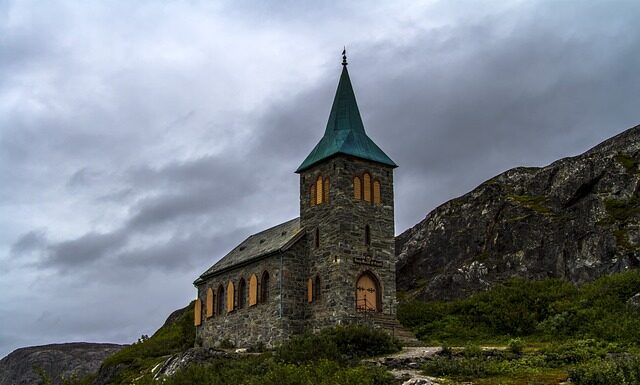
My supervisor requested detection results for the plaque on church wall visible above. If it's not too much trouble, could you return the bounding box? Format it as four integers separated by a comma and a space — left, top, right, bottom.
353, 255, 383, 267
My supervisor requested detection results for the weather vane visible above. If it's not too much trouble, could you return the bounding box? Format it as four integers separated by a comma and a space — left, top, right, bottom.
342, 47, 348, 66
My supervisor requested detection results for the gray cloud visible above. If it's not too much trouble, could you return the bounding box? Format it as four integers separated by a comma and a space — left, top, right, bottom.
2, 0, 639, 359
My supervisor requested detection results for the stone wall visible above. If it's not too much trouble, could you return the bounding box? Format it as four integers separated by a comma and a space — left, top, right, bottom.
195, 236, 313, 348
299, 155, 396, 330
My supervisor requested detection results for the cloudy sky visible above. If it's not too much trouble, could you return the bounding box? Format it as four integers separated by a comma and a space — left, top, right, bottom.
1, 0, 639, 358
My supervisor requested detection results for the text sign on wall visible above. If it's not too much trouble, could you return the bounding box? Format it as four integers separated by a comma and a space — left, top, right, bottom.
354, 255, 383, 267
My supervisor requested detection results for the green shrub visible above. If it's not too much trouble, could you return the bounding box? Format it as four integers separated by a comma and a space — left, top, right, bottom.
275, 325, 401, 364
508, 338, 524, 354
570, 355, 640, 385
398, 271, 640, 346
153, 357, 395, 385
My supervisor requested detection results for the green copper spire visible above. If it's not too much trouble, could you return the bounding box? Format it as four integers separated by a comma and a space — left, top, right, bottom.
295, 51, 397, 173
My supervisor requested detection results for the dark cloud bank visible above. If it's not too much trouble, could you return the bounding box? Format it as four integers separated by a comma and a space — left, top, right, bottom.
1, 0, 639, 358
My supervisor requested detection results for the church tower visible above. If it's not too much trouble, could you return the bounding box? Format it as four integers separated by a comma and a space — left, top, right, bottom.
296, 52, 398, 328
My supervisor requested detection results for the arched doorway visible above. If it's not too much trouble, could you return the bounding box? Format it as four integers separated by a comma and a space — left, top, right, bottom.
355, 271, 381, 312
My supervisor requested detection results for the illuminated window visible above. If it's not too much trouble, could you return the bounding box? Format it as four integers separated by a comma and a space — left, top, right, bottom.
354, 176, 361, 200
194, 299, 202, 326
307, 278, 313, 303
249, 274, 258, 306
363, 173, 371, 202
373, 180, 381, 205
206, 288, 214, 318
316, 176, 323, 204
226, 281, 235, 313
310, 184, 316, 207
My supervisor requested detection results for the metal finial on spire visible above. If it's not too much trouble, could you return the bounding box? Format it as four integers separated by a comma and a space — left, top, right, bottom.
342, 47, 348, 66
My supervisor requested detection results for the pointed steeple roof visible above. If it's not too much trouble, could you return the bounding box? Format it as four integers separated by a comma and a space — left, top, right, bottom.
295, 54, 397, 173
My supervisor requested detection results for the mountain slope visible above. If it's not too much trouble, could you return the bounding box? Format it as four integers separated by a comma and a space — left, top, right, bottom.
0, 343, 124, 385
397, 124, 640, 300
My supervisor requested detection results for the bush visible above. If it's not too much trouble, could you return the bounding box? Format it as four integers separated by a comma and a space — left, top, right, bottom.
570, 355, 640, 385
275, 325, 400, 364
398, 271, 640, 345
508, 338, 524, 354
144, 356, 396, 385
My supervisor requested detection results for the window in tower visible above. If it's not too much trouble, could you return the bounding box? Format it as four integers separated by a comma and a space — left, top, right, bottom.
310, 184, 316, 207
316, 176, 323, 204
307, 278, 313, 303
365, 224, 371, 246
315, 227, 320, 248
353, 176, 361, 200
373, 180, 381, 205
363, 173, 371, 202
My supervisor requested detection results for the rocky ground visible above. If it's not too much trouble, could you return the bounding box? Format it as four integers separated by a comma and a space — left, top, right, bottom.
397, 124, 640, 300
0, 343, 125, 385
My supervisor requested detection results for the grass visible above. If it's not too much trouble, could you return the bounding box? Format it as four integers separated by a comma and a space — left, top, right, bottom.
98, 302, 196, 384
399, 271, 640, 384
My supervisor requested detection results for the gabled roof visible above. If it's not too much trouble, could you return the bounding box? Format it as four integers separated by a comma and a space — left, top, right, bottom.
195, 218, 303, 284
296, 64, 397, 173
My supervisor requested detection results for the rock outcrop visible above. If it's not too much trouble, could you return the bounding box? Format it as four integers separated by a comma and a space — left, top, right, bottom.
0, 343, 124, 385
397, 125, 640, 300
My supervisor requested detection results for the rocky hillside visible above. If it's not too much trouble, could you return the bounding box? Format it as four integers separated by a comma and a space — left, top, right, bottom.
0, 343, 124, 385
397, 124, 640, 300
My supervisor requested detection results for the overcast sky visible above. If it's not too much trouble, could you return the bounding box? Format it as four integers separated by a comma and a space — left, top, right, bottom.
1, 0, 639, 358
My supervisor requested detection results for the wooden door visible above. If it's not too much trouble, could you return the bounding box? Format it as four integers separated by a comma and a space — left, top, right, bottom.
356, 273, 378, 312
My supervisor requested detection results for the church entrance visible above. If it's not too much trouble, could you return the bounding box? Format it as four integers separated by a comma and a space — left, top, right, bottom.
356, 272, 380, 312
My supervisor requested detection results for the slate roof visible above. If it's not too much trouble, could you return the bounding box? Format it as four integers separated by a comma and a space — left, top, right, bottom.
195, 218, 303, 284
296, 65, 397, 173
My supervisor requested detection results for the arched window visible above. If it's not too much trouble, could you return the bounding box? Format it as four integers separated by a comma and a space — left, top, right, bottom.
315, 227, 320, 248
316, 176, 323, 204
373, 180, 381, 205
363, 173, 371, 202
365, 225, 371, 246
238, 278, 246, 309
356, 271, 381, 312
314, 275, 321, 301
307, 278, 313, 303
206, 288, 214, 318
194, 299, 202, 326
261, 271, 270, 303
226, 281, 235, 313
353, 176, 362, 200
249, 274, 258, 306
216, 285, 225, 316
310, 184, 316, 207
323, 177, 330, 203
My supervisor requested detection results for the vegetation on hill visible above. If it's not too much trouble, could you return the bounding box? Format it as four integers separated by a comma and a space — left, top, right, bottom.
65, 271, 640, 385
398, 270, 640, 384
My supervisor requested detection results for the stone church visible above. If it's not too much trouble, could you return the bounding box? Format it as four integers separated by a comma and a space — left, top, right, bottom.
193, 53, 400, 348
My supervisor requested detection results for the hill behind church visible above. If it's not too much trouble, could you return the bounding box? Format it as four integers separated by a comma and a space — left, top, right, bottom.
397, 124, 640, 300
